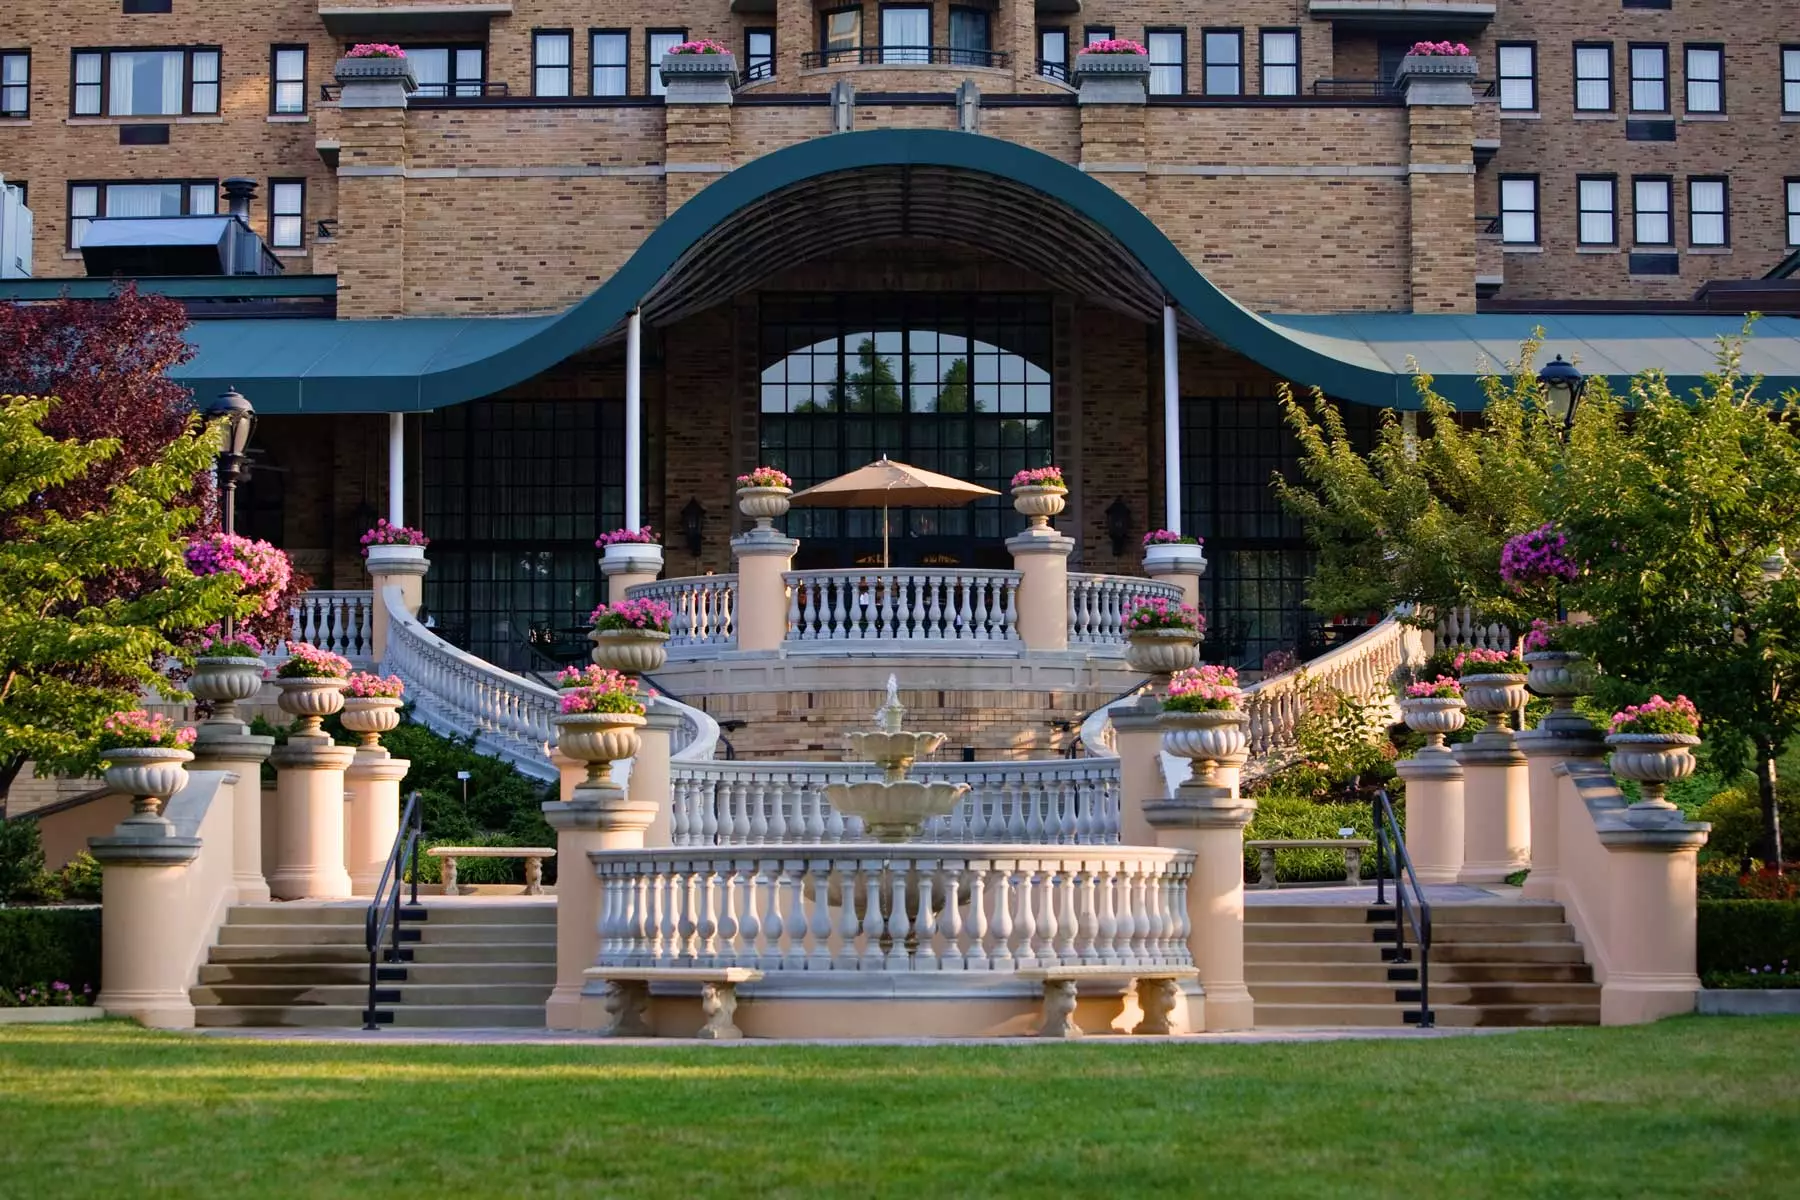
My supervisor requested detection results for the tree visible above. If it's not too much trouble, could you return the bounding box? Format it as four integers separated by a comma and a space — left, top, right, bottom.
0, 394, 242, 808
834, 337, 903, 414
934, 357, 971, 413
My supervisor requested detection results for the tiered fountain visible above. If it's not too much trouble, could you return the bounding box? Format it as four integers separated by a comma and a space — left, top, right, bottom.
824, 676, 969, 841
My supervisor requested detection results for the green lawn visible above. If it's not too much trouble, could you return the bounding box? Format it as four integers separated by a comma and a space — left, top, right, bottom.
3, 1019, 1797, 1198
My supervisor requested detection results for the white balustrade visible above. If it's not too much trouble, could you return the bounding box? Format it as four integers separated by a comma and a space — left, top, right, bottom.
1067, 574, 1184, 645
1434, 605, 1514, 653
627, 576, 736, 650
275, 590, 374, 666
1239, 616, 1419, 759
592, 845, 1193, 973
669, 758, 1122, 846
783, 569, 1021, 647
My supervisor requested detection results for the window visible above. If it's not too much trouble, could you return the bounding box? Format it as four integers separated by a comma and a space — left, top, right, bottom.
122, 0, 173, 11
948, 8, 990, 66
270, 45, 305, 114
1147, 29, 1185, 96
533, 30, 572, 96
1789, 180, 1800, 247
590, 30, 627, 95
66, 178, 217, 249
647, 30, 685, 95
881, 7, 930, 65
1682, 44, 1722, 113
1633, 177, 1673, 245
1259, 30, 1298, 97
824, 10, 862, 62
269, 179, 304, 249
1629, 43, 1668, 112
1577, 176, 1617, 245
1, 52, 26, 117
1786, 47, 1800, 115
1688, 177, 1728, 246
406, 46, 484, 98
72, 47, 221, 116
1084, 28, 1115, 48
1497, 43, 1536, 110
1038, 28, 1068, 81
1499, 175, 1539, 245
1202, 30, 1242, 96
745, 28, 774, 81
1573, 43, 1612, 111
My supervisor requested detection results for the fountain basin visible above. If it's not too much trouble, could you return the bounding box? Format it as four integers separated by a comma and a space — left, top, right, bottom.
825, 779, 971, 842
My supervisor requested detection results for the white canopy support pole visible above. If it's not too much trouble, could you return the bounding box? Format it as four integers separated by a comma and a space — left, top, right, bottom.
626, 307, 643, 531
1162, 304, 1182, 535
387, 412, 404, 527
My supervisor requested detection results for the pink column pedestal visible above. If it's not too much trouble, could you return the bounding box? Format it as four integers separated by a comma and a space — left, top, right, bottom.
1110, 698, 1165, 849
190, 727, 275, 903
344, 750, 411, 896
267, 734, 357, 900
730, 533, 798, 653
1144, 782, 1258, 1032
544, 782, 658, 1030
87, 833, 203, 1028
601, 543, 663, 605
1452, 731, 1529, 884
1595, 803, 1709, 1024
1395, 747, 1464, 885
1006, 530, 1074, 651
1516, 727, 1605, 901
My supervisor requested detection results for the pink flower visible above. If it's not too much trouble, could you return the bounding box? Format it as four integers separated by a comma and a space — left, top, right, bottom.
1164, 665, 1240, 711
668, 39, 731, 55
1409, 40, 1470, 57
1500, 524, 1579, 591
1079, 39, 1148, 56
1453, 647, 1525, 675
345, 671, 405, 698
1405, 676, 1462, 699
360, 519, 429, 554
1609, 695, 1701, 737
1011, 466, 1066, 490
736, 466, 792, 489
98, 710, 195, 752
558, 670, 647, 715
591, 598, 675, 633
1126, 596, 1205, 636
1143, 529, 1202, 547
596, 527, 658, 548
276, 642, 352, 679
185, 534, 294, 617
346, 43, 405, 59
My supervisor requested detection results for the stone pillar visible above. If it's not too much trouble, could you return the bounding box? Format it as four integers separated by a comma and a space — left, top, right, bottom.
662, 55, 735, 215
1110, 697, 1165, 848
365, 545, 429, 664
1005, 0, 1037, 89
87, 831, 203, 1029
1597, 808, 1709, 1025
731, 532, 798, 652
1516, 726, 1605, 901
602, 543, 663, 605
333, 57, 413, 318
190, 726, 275, 903
267, 733, 357, 900
1398, 59, 1478, 315
1453, 723, 1529, 884
1007, 530, 1074, 651
1395, 746, 1464, 884
1143, 543, 1207, 610
634, 707, 683, 848
543, 783, 658, 1030
344, 749, 411, 896
1145, 779, 1257, 1031
773, 0, 813, 89
1075, 57, 1149, 208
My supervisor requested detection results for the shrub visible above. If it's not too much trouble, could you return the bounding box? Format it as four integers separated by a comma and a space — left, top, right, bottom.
1698, 787, 1800, 865
1696, 900, 1800, 977
404, 835, 538, 886
0, 816, 47, 904
0, 908, 102, 996
1242, 794, 1399, 883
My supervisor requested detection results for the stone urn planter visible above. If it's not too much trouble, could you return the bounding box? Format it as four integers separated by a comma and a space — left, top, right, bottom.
1400, 697, 1467, 748
364, 543, 429, 576
600, 542, 664, 578
341, 696, 403, 748
1159, 709, 1250, 787
274, 676, 348, 735
1143, 542, 1208, 580
554, 712, 646, 788
103, 747, 194, 829
190, 657, 266, 726
1525, 649, 1596, 733
590, 628, 671, 675
737, 485, 792, 533
1011, 485, 1067, 529
1126, 628, 1200, 676
1606, 733, 1700, 809
1460, 673, 1528, 717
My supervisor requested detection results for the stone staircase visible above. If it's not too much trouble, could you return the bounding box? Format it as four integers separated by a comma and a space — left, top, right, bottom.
1246, 900, 1601, 1027
192, 901, 555, 1028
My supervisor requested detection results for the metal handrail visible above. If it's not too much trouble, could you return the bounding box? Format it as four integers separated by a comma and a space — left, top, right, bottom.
1310, 78, 1398, 98
743, 59, 775, 82
800, 46, 1009, 69
1371, 785, 1433, 1028
1037, 60, 1070, 84
363, 789, 424, 1030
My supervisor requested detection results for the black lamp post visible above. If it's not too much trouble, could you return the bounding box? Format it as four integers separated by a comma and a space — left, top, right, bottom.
206, 387, 257, 537
681, 497, 706, 558
1105, 497, 1133, 557
1537, 354, 1586, 439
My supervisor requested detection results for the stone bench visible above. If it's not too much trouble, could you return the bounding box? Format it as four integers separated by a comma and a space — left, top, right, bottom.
583, 967, 765, 1040
426, 846, 555, 896
1017, 965, 1201, 1038
1245, 838, 1372, 889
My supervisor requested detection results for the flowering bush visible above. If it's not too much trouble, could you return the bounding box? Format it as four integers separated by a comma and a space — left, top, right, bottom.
0, 981, 94, 1009
591, 598, 674, 633
184, 533, 293, 618
1453, 647, 1526, 676
554, 664, 613, 689
737, 466, 792, 489
345, 671, 405, 699
1500, 524, 1579, 591
1405, 676, 1463, 700
360, 519, 429, 554
1520, 617, 1568, 654
1164, 665, 1240, 712
1079, 39, 1147, 55
668, 39, 730, 55
1143, 529, 1202, 547
346, 44, 405, 59
1408, 41, 1471, 56
1262, 648, 1298, 676
1609, 694, 1701, 737
596, 527, 658, 548
1126, 596, 1205, 635
192, 626, 264, 659
276, 642, 352, 680
559, 670, 647, 716
1011, 466, 1066, 490
97, 710, 196, 753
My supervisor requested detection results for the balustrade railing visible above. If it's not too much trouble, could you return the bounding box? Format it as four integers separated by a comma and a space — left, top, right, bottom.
593, 845, 1193, 973
670, 758, 1121, 845
1434, 605, 1513, 652
628, 576, 737, 649
783, 568, 1020, 647
276, 590, 374, 666
1067, 574, 1182, 646
1240, 616, 1418, 759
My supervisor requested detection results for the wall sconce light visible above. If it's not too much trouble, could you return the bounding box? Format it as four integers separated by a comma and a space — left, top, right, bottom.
681, 497, 706, 557
1105, 497, 1133, 556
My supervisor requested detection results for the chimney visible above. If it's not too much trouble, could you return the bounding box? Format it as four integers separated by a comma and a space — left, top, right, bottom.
221, 177, 257, 222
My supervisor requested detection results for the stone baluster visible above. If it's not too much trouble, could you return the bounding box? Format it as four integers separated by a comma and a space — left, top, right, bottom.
965, 862, 990, 969
940, 860, 965, 969
808, 860, 833, 970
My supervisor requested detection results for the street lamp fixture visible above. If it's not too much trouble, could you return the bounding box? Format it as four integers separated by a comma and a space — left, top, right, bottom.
1105, 497, 1133, 557
1537, 354, 1585, 437
681, 496, 706, 558
205, 387, 257, 537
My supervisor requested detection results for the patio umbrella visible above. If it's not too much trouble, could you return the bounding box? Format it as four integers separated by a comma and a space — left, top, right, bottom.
787, 456, 999, 567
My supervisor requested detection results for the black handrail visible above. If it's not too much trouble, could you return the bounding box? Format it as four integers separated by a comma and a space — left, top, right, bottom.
800, 46, 1009, 70
1310, 78, 1398, 99
363, 789, 424, 1030
1371, 786, 1433, 1028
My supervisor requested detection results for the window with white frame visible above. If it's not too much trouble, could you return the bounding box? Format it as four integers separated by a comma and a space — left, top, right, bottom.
646, 30, 686, 95
1788, 179, 1800, 247
269, 179, 304, 248
270, 45, 305, 114
1577, 176, 1616, 245
67, 179, 216, 248
1574, 43, 1612, 111
1497, 43, 1536, 110
73, 47, 220, 116
1786, 47, 1800, 115
1688, 177, 1727, 246
1684, 45, 1723, 113
1629, 43, 1668, 112
1202, 30, 1242, 96
1633, 177, 1672, 245
534, 31, 572, 96
1500, 176, 1539, 244
1147, 30, 1185, 95
591, 31, 627, 95
1, 52, 28, 117
1260, 30, 1298, 97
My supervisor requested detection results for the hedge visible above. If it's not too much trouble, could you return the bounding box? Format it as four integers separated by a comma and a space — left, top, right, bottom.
1697, 900, 1800, 976
1243, 795, 1400, 884
0, 907, 102, 993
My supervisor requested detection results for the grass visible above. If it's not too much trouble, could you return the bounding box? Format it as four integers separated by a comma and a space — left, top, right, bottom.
2, 1018, 1797, 1197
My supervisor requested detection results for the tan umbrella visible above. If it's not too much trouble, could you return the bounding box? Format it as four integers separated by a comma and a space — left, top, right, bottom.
788, 455, 999, 567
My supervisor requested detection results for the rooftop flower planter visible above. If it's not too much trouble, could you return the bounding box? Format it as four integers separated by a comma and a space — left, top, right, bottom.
1073, 41, 1151, 104
335, 45, 418, 105
660, 41, 738, 102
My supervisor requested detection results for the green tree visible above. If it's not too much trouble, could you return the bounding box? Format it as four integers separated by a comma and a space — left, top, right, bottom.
934, 357, 970, 413
833, 337, 902, 414
0, 394, 242, 806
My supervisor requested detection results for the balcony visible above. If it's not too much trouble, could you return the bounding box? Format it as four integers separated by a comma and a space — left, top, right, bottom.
317, 1, 512, 38
800, 46, 1010, 71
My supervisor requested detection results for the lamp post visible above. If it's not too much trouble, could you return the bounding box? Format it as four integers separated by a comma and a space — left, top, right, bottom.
1105, 497, 1133, 557
681, 497, 706, 559
1537, 354, 1585, 440
207, 387, 257, 537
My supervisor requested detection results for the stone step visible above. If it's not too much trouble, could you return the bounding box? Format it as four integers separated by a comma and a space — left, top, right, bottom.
197, 962, 558, 986
190, 983, 553, 1007
1253, 1002, 1600, 1028
1245, 939, 1588, 965
193, 1005, 547, 1029
1244, 960, 1595, 985
225, 903, 555, 927
1248, 981, 1600, 1007
1246, 921, 1575, 944
216, 922, 553, 946
1245, 903, 1567, 926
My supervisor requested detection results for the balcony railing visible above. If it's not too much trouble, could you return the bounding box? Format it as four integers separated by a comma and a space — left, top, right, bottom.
1310, 78, 1399, 99
800, 45, 1009, 70
630, 576, 737, 648
275, 590, 375, 667
319, 81, 510, 102
1068, 574, 1182, 646
784, 568, 1021, 647
742, 59, 776, 83
1037, 60, 1070, 84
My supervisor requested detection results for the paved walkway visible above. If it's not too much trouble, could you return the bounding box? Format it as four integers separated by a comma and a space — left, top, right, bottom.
191, 1026, 1528, 1047
1246, 883, 1523, 906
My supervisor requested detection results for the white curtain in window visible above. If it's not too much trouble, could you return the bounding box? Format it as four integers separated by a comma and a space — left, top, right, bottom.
1497, 46, 1533, 110
1574, 47, 1609, 110
74, 53, 101, 114
881, 8, 929, 65
68, 186, 98, 248
1147, 32, 1183, 96
648, 33, 684, 95
409, 49, 449, 89
190, 50, 218, 112
1578, 180, 1614, 244
1630, 48, 1665, 111
271, 182, 303, 248
188, 183, 216, 215
1690, 181, 1725, 245
1500, 179, 1536, 244
1261, 33, 1297, 97
1634, 182, 1670, 244
1789, 182, 1800, 247
535, 34, 571, 97
592, 35, 627, 95
109, 50, 183, 115
1685, 51, 1720, 112
1787, 50, 1800, 113
105, 183, 182, 217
